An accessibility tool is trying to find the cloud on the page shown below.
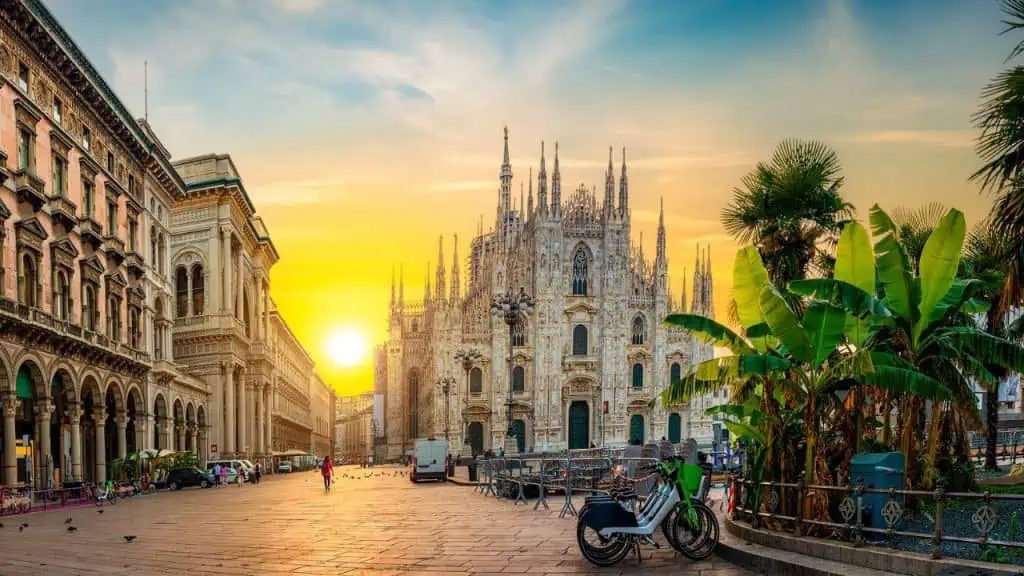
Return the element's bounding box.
[844,130,976,148]
[271,0,324,13]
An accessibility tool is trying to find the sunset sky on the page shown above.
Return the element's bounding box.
[48,0,1009,396]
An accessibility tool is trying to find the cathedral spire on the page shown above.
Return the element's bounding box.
[551,141,561,217]
[705,246,714,319]
[680,267,688,313]
[537,142,548,218]
[604,145,616,219]
[399,265,404,308]
[450,234,460,303]
[527,167,534,220]
[499,126,513,217]
[435,235,446,304]
[618,147,629,219]
[425,262,431,303]
[656,196,666,266]
[691,244,702,315]
[520,181,524,220]
[391,264,396,307]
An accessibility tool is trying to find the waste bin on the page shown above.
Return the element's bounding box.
[849,452,905,534]
[467,462,479,482]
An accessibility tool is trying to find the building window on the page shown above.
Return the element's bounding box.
[108,296,121,342]
[18,61,28,92]
[511,318,525,347]
[52,154,67,196]
[106,151,114,173]
[82,126,91,151]
[158,234,166,275]
[191,264,205,315]
[107,200,117,236]
[83,180,94,217]
[83,285,97,331]
[512,366,525,392]
[129,308,139,349]
[55,270,70,321]
[18,128,33,170]
[20,253,37,307]
[632,363,644,390]
[52,98,62,125]
[175,267,188,317]
[128,218,137,251]
[469,367,483,394]
[572,324,588,356]
[572,249,588,296]
[670,362,681,384]
[631,315,646,345]
[128,174,135,197]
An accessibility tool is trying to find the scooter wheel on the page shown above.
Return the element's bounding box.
[672,501,719,561]
[576,520,631,567]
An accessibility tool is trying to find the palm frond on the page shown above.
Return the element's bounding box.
[663,314,753,354]
[971,66,1024,193]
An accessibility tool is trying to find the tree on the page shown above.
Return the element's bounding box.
[721,139,854,293]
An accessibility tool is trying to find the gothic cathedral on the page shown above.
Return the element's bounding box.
[380,129,720,459]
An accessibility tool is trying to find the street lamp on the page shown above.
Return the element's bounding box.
[490,287,534,455]
[436,375,456,442]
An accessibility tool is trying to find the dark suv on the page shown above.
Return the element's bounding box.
[167,467,214,490]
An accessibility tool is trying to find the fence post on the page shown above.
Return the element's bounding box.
[932,483,945,560]
[795,472,806,536]
[534,457,549,511]
[853,480,864,547]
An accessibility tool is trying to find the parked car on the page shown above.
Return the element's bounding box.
[410,438,448,483]
[205,462,239,483]
[277,461,292,473]
[167,467,214,490]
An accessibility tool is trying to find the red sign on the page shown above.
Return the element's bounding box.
[603,400,609,414]
[210,444,218,454]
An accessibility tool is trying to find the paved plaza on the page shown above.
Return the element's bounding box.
[0,466,750,576]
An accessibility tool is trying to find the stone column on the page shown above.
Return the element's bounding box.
[237,369,247,455]
[262,280,270,342]
[264,386,273,454]
[222,228,232,314]
[176,424,185,452]
[3,394,19,485]
[93,408,107,484]
[35,400,53,487]
[165,415,174,452]
[224,365,236,454]
[187,425,196,455]
[198,427,207,465]
[115,413,128,460]
[236,251,244,321]
[255,383,264,454]
[186,272,193,317]
[69,403,82,482]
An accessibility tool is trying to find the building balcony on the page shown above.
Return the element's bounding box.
[103,235,126,263]
[13,168,46,211]
[124,251,145,277]
[0,298,150,374]
[562,353,599,371]
[47,194,77,229]
[77,216,104,248]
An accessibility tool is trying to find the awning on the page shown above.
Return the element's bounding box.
[271,449,309,457]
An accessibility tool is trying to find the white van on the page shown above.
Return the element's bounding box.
[410,438,448,483]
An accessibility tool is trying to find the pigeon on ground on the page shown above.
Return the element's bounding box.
[20,523,28,528]
[97,509,104,514]
[18,526,23,533]
[123,535,136,543]
[65,517,73,525]
[66,526,77,533]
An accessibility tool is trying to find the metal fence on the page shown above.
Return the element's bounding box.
[734,477,1024,561]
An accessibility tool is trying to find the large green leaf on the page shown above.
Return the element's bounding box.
[661,354,792,405]
[722,419,766,445]
[859,365,951,399]
[663,314,752,354]
[803,302,847,368]
[759,285,811,364]
[938,327,1024,373]
[834,221,876,347]
[788,279,891,320]
[928,279,987,324]
[915,208,966,343]
[870,204,919,329]
[733,247,772,351]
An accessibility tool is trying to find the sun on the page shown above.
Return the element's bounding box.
[326,328,368,368]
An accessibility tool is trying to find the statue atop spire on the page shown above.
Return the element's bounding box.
[680,267,688,313]
[499,125,513,217]
[450,234,460,303]
[551,141,561,217]
[527,166,534,219]
[656,196,666,268]
[604,145,616,218]
[537,141,548,217]
[618,147,629,219]
[435,236,446,304]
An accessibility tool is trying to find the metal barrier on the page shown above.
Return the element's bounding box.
[735,477,1024,560]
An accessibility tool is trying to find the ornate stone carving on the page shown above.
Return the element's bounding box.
[92,408,107,423]
[0,43,11,77]
[67,403,82,422]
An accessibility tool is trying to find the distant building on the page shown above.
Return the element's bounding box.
[335,392,373,462]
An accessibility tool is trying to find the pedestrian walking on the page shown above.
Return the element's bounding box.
[237,464,245,486]
[321,455,334,492]
[219,464,228,487]
[254,463,261,484]
[212,463,221,487]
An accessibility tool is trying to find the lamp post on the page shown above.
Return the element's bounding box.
[436,375,456,443]
[454,348,482,446]
[490,287,534,455]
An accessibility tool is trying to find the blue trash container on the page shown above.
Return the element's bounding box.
[849,452,905,535]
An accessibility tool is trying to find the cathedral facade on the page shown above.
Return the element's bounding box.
[382,129,719,459]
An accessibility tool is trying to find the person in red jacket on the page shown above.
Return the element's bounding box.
[321,456,334,492]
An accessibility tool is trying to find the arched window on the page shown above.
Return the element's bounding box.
[410,319,418,333]
[158,234,166,275]
[572,324,588,356]
[632,363,644,389]
[175,267,188,317]
[572,248,588,296]
[84,285,97,331]
[670,362,681,385]
[150,228,157,266]
[243,289,251,338]
[511,318,525,347]
[56,270,70,320]
[191,264,204,316]
[153,297,164,360]
[470,367,483,394]
[631,315,646,345]
[20,253,36,307]
[512,366,525,392]
[108,296,121,342]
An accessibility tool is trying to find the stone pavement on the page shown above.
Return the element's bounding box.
[0,465,753,575]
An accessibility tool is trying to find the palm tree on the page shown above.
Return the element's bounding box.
[963,221,1022,469]
[721,139,855,291]
[972,0,1024,317]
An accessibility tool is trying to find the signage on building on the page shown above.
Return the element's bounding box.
[211,444,218,454]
